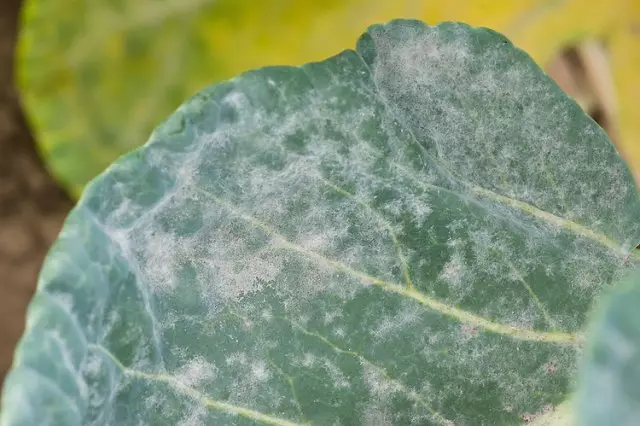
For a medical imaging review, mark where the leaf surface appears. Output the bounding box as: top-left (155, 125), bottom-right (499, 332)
top-left (17, 0), bottom-right (640, 196)
top-left (576, 267), bottom-right (640, 426)
top-left (4, 20), bottom-right (640, 425)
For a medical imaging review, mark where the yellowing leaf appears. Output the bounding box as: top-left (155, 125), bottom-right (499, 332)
top-left (17, 0), bottom-right (640, 196)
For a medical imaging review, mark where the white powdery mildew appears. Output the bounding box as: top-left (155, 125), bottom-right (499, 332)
top-left (236, 152), bottom-right (401, 300)
top-left (332, 327), bottom-right (347, 339)
top-left (176, 404), bottom-right (207, 426)
top-left (369, 26), bottom-right (472, 159)
top-left (363, 363), bottom-right (400, 399)
top-left (497, 352), bottom-right (576, 418)
top-left (360, 363), bottom-right (446, 423)
top-left (222, 91), bottom-right (250, 111)
top-left (467, 223), bottom-right (555, 327)
top-left (404, 195), bottom-right (433, 227)
top-left (320, 357), bottom-right (350, 390)
top-left (371, 302), bottom-right (420, 340)
top-left (82, 352), bottom-right (103, 378)
top-left (439, 251), bottom-right (467, 292)
top-left (380, 199), bottom-right (404, 218)
top-left (217, 89), bottom-right (271, 134)
top-left (467, 228), bottom-right (508, 276)
top-left (363, 407), bottom-right (393, 426)
top-left (245, 160), bottom-right (306, 224)
top-left (294, 221), bottom-right (348, 259)
top-left (562, 240), bottom-right (623, 294)
top-left (412, 313), bottom-right (577, 422)
top-left (108, 59), bottom-right (442, 323)
top-left (571, 262), bottom-right (605, 291)
top-left (128, 202), bottom-right (286, 301)
top-left (177, 101), bottom-right (404, 303)
top-left (323, 310), bottom-right (343, 325)
top-left (174, 356), bottom-right (217, 388)
top-left (295, 230), bottom-right (333, 252)
top-left (377, 190), bottom-right (433, 230)
top-left (224, 354), bottom-right (286, 409)
top-left (260, 309), bottom-right (273, 322)
top-left (301, 352), bottom-right (316, 368)
top-left (367, 22), bottom-right (633, 243)
top-left (139, 230), bottom-right (195, 293)
top-left (142, 390), bottom-right (165, 415)
top-left (201, 236), bottom-right (284, 301)
top-left (225, 352), bottom-right (248, 367)
top-left (490, 294), bottom-right (537, 331)
top-left (72, 28), bottom-right (634, 425)
top-left (250, 360), bottom-right (271, 383)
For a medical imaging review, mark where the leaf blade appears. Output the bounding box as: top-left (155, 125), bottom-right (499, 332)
top-left (4, 20), bottom-right (639, 425)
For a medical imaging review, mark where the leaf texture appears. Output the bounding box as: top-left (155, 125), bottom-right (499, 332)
top-left (17, 0), bottom-right (640, 196)
top-left (3, 20), bottom-right (640, 425)
top-left (576, 268), bottom-right (640, 426)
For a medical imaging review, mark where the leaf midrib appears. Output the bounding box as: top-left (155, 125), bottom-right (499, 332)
top-left (88, 344), bottom-right (305, 426)
top-left (347, 48), bottom-right (637, 262)
top-left (194, 186), bottom-right (579, 344)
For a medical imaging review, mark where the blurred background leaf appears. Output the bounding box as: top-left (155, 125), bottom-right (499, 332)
top-left (17, 0), bottom-right (640, 197)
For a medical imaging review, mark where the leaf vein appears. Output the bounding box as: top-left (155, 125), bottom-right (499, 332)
top-left (195, 187), bottom-right (579, 344)
top-left (507, 261), bottom-right (556, 330)
top-left (284, 318), bottom-right (453, 425)
top-left (87, 344), bottom-right (305, 426)
top-left (319, 177), bottom-right (414, 289)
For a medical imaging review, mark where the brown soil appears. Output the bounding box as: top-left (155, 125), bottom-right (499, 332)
top-left (0, 0), bottom-right (73, 387)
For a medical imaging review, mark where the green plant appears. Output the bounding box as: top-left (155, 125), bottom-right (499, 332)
top-left (576, 267), bottom-right (640, 426)
top-left (2, 20), bottom-right (639, 425)
top-left (19, 0), bottom-right (640, 198)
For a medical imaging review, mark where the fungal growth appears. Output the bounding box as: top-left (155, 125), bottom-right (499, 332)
top-left (1, 20), bottom-right (639, 426)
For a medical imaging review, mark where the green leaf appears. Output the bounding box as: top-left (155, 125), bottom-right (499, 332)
top-left (17, 0), bottom-right (349, 197)
top-left (21, 0), bottom-right (640, 197)
top-left (576, 267), bottom-right (640, 425)
top-left (3, 20), bottom-right (639, 425)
